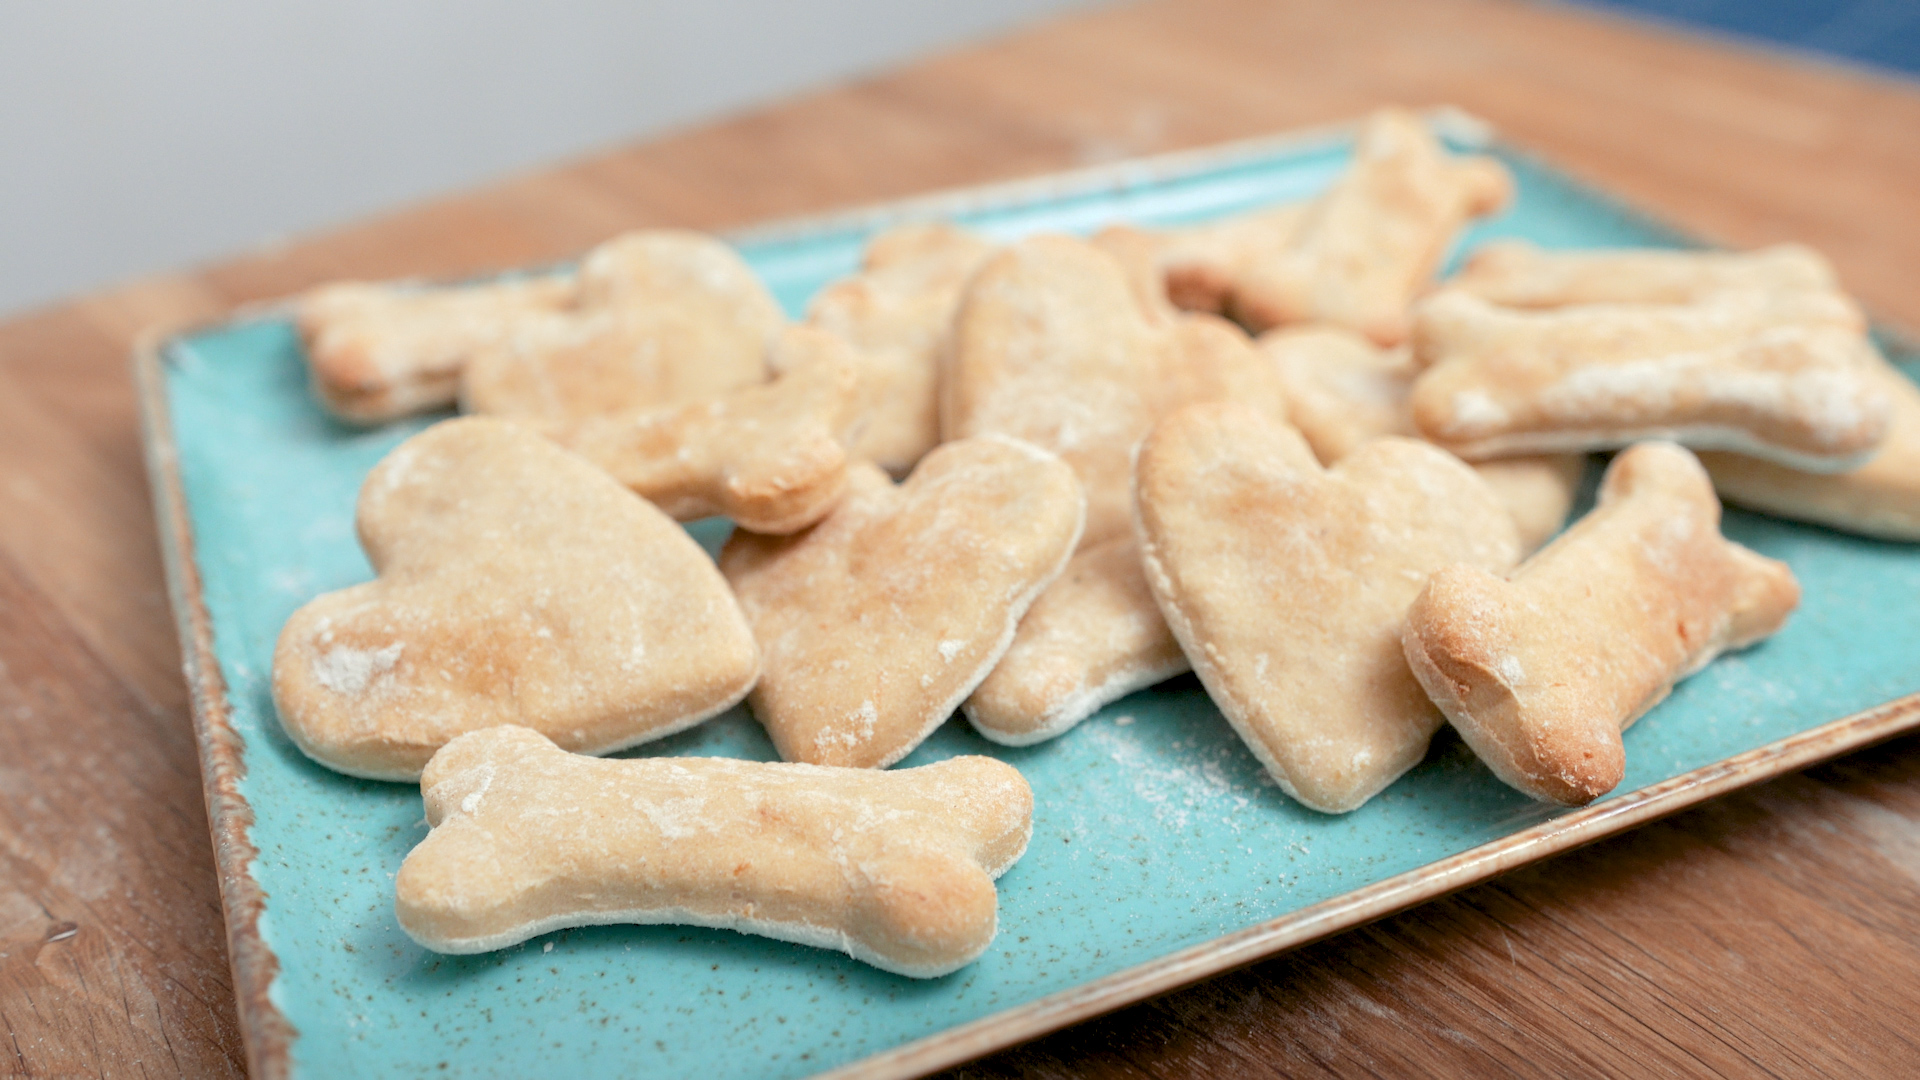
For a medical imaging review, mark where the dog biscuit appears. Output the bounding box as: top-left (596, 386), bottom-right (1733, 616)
top-left (941, 237), bottom-right (1283, 739)
top-left (721, 436), bottom-right (1084, 768)
top-left (963, 537), bottom-right (1188, 745)
top-left (1135, 402), bottom-right (1520, 813)
top-left (1093, 202), bottom-right (1309, 321)
top-left (943, 233), bottom-right (1285, 549)
top-left (1231, 107), bottom-right (1512, 344)
top-left (1450, 240), bottom-right (1851, 311)
top-left (1404, 442), bottom-right (1800, 805)
top-left (1701, 359), bottom-right (1920, 540)
top-left (1409, 289), bottom-right (1890, 469)
top-left (461, 230), bottom-right (783, 423)
top-left (396, 725), bottom-right (1033, 977)
top-left (272, 417), bottom-right (759, 780)
top-left (803, 223), bottom-right (998, 473)
top-left (548, 327), bottom-right (865, 534)
top-left (296, 276), bottom-right (574, 423)
top-left (1263, 326), bottom-right (1584, 552)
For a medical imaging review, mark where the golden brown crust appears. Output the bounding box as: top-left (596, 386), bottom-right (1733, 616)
top-left (1403, 442), bottom-right (1801, 806)
top-left (963, 537), bottom-right (1188, 745)
top-left (460, 230), bottom-right (784, 423)
top-left (1134, 403), bottom-right (1520, 813)
top-left (803, 224), bottom-right (998, 474)
top-left (1450, 240), bottom-right (1851, 312)
top-left (1262, 325), bottom-right (1584, 553)
top-left (1408, 289), bottom-right (1890, 468)
top-left (547, 327), bottom-right (864, 534)
top-left (296, 276), bottom-right (575, 423)
top-left (270, 417), bottom-right (760, 781)
top-left (1701, 359), bottom-right (1920, 540)
top-left (721, 437), bottom-right (1085, 768)
top-left (396, 726), bottom-right (1033, 977)
top-left (942, 234), bottom-right (1284, 550)
top-left (1230, 107), bottom-right (1512, 344)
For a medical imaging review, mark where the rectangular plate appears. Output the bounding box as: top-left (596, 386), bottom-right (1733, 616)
top-left (138, 114), bottom-right (1920, 1080)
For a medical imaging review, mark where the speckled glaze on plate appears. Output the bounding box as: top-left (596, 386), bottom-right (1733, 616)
top-left (137, 114), bottom-right (1920, 1080)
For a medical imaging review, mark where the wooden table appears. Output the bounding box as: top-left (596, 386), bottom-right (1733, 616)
top-left (5, 0), bottom-right (1919, 1074)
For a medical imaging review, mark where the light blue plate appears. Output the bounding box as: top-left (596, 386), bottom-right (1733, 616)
top-left (148, 120), bottom-right (1920, 1079)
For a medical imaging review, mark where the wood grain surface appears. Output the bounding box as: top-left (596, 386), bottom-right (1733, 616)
top-left (3, 0), bottom-right (1919, 1075)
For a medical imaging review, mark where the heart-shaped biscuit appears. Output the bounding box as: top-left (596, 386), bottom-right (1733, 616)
top-left (272, 417), bottom-right (760, 780)
top-left (721, 436), bottom-right (1084, 768)
top-left (460, 230), bottom-right (784, 423)
top-left (1135, 402), bottom-right (1520, 812)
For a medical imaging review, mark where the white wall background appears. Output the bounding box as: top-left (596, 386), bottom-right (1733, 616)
top-left (0, 0), bottom-right (1107, 317)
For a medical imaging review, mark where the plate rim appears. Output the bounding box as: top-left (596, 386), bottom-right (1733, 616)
top-left (131, 111), bottom-right (1920, 1080)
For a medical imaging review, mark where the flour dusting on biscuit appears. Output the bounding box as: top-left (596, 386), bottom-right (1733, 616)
top-left (1701, 359), bottom-right (1920, 540)
top-left (722, 436), bottom-right (1084, 768)
top-left (1404, 442), bottom-right (1800, 805)
top-left (1135, 402), bottom-right (1520, 813)
top-left (397, 726), bottom-right (1033, 977)
top-left (272, 417), bottom-right (759, 780)
top-left (1409, 289), bottom-right (1890, 469)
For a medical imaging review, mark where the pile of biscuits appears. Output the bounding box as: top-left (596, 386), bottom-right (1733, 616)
top-left (272, 107), bottom-right (1912, 976)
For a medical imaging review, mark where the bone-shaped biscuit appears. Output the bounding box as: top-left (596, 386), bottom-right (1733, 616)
top-left (272, 417), bottom-right (759, 780)
top-left (547, 326), bottom-right (865, 534)
top-left (802, 224), bottom-right (998, 474)
top-left (939, 238), bottom-right (1284, 739)
top-left (460, 230), bottom-right (784, 423)
top-left (1135, 403), bottom-right (1521, 812)
top-left (395, 725), bottom-right (1034, 977)
top-left (942, 233), bottom-right (1286, 549)
top-left (1409, 289), bottom-right (1890, 469)
top-left (963, 536), bottom-right (1189, 745)
top-left (1093, 203), bottom-right (1309, 322)
top-left (1229, 107), bottom-right (1512, 344)
top-left (721, 436), bottom-right (1084, 768)
top-left (1263, 325), bottom-right (1584, 553)
top-left (1449, 240), bottom-right (1853, 312)
top-left (1403, 442), bottom-right (1800, 805)
top-left (1701, 359), bottom-right (1920, 540)
top-left (296, 275), bottom-right (575, 423)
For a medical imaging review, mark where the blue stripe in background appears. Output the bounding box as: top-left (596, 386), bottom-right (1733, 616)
top-left (1567, 0), bottom-right (1920, 77)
